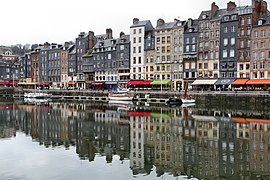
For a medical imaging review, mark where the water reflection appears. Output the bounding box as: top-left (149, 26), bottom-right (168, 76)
top-left (0, 100), bottom-right (270, 179)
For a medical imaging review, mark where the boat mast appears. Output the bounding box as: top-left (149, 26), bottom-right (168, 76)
top-left (183, 81), bottom-right (188, 99)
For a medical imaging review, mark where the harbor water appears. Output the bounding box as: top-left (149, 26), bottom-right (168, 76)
top-left (0, 99), bottom-right (270, 180)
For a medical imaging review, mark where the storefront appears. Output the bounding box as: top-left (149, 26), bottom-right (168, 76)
top-left (231, 78), bottom-right (249, 90)
top-left (150, 80), bottom-right (172, 91)
top-left (191, 79), bottom-right (217, 91)
top-left (245, 79), bottom-right (270, 91)
top-left (128, 80), bottom-right (152, 90)
top-left (214, 78), bottom-right (235, 91)
top-left (105, 81), bottom-right (118, 91)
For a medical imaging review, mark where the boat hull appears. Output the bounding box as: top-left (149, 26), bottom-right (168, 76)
top-left (108, 96), bottom-right (133, 101)
top-left (181, 99), bottom-right (196, 104)
top-left (166, 98), bottom-right (183, 105)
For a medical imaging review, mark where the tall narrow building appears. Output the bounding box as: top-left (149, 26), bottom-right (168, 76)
top-left (130, 18), bottom-right (154, 80)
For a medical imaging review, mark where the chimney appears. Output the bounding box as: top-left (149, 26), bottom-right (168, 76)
top-left (188, 18), bottom-right (193, 27)
top-left (120, 32), bottom-right (125, 38)
top-left (227, 1), bottom-right (236, 11)
top-left (261, 1), bottom-right (268, 15)
top-left (211, 2), bottom-right (219, 17)
top-left (106, 28), bottom-right (113, 39)
top-left (44, 42), bottom-right (50, 48)
top-left (133, 18), bottom-right (139, 24)
top-left (157, 18), bottom-right (165, 26)
top-left (88, 31), bottom-right (95, 49)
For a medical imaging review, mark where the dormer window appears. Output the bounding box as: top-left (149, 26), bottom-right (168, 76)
top-left (202, 14), bottom-right (207, 19)
top-left (258, 20), bottom-right (263, 26)
top-left (189, 28), bottom-right (193, 32)
top-left (224, 16), bottom-right (229, 21)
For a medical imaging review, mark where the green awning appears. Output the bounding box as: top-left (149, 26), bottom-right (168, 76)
top-left (150, 112), bottom-right (172, 120)
top-left (151, 80), bottom-right (172, 85)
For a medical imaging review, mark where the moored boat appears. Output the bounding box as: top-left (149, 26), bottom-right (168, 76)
top-left (166, 98), bottom-right (183, 106)
top-left (108, 89), bottom-right (133, 101)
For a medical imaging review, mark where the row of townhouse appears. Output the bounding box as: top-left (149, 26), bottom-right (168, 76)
top-left (2, 0), bottom-right (269, 91)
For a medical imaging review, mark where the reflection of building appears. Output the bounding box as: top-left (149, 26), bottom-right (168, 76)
top-left (193, 115), bottom-right (219, 179)
top-left (130, 110), bottom-right (145, 174)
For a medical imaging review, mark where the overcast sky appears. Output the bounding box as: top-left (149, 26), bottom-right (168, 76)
top-left (1, 0), bottom-right (264, 46)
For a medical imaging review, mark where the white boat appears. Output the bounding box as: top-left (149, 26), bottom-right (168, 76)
top-left (24, 97), bottom-right (50, 104)
top-left (108, 89), bottom-right (133, 101)
top-left (24, 92), bottom-right (51, 99)
top-left (181, 99), bottom-right (196, 104)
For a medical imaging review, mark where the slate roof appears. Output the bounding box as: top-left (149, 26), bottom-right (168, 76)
top-left (130, 20), bottom-right (154, 32)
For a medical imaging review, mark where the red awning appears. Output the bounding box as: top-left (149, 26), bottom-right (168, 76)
top-left (233, 117), bottom-right (270, 124)
top-left (92, 82), bottom-right (104, 85)
top-left (128, 111), bottom-right (151, 116)
top-left (68, 82), bottom-right (76, 85)
top-left (232, 79), bottom-right (249, 85)
top-left (246, 79), bottom-right (270, 85)
top-left (0, 81), bottom-right (17, 85)
top-left (128, 80), bottom-right (152, 85)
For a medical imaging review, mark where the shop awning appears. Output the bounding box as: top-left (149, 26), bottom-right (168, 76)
top-left (191, 79), bottom-right (217, 85)
top-left (68, 82), bottom-right (76, 85)
top-left (17, 82), bottom-right (36, 85)
top-left (215, 78), bottom-right (235, 85)
top-left (128, 80), bottom-right (152, 85)
top-left (105, 81), bottom-right (118, 85)
top-left (246, 79), bottom-right (270, 85)
top-left (38, 82), bottom-right (52, 86)
top-left (128, 111), bottom-right (151, 116)
top-left (233, 117), bottom-right (270, 124)
top-left (92, 82), bottom-right (104, 85)
top-left (150, 112), bottom-right (172, 120)
top-left (0, 81), bottom-right (17, 85)
top-left (232, 78), bottom-right (249, 85)
top-left (151, 80), bottom-right (172, 85)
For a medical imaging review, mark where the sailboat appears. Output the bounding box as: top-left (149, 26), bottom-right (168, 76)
top-left (181, 82), bottom-right (195, 104)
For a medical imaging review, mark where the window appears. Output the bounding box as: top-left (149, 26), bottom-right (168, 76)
top-left (247, 28), bottom-right (251, 36)
top-left (199, 63), bottom-right (202, 69)
top-left (241, 29), bottom-right (245, 36)
top-left (138, 46), bottom-right (141, 53)
top-left (224, 27), bottom-right (228, 33)
top-left (138, 57), bottom-right (142, 64)
top-left (260, 62), bottom-right (265, 69)
top-left (231, 26), bottom-right (236, 32)
top-left (191, 62), bottom-right (196, 69)
top-left (204, 63), bottom-right (208, 69)
top-left (185, 63), bottom-right (189, 70)
top-left (139, 29), bottom-right (142, 33)
top-left (261, 52), bottom-right (265, 59)
top-left (253, 52), bottom-right (258, 60)
top-left (192, 45), bottom-right (196, 51)
top-left (224, 38), bottom-right (228, 46)
top-left (138, 37), bottom-right (142, 43)
top-left (240, 40), bottom-right (244, 48)
top-left (253, 62), bottom-right (257, 69)
top-left (247, 17), bottom-right (251, 24)
top-left (157, 37), bottom-right (160, 43)
top-left (254, 31), bottom-right (258, 38)
top-left (230, 50), bottom-right (235, 57)
top-left (133, 47), bottom-right (136, 53)
top-left (120, 45), bottom-right (124, 50)
top-left (133, 29), bottom-right (136, 34)
top-left (133, 38), bottom-right (136, 43)
top-left (258, 20), bottom-right (263, 26)
top-left (186, 46), bottom-right (190, 52)
top-left (231, 38), bottom-right (235, 46)
top-left (108, 54), bottom-right (111, 59)
top-left (241, 18), bottom-right (245, 25)
top-left (223, 50), bottom-right (227, 58)
top-left (261, 30), bottom-right (266, 37)
top-left (214, 63), bottom-right (218, 70)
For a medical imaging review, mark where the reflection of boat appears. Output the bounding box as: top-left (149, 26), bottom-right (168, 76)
top-left (181, 103), bottom-right (196, 107)
top-left (108, 100), bottom-right (133, 105)
top-left (24, 98), bottom-right (50, 104)
top-left (108, 89), bottom-right (133, 101)
top-left (24, 92), bottom-right (51, 99)
top-left (166, 98), bottom-right (182, 106)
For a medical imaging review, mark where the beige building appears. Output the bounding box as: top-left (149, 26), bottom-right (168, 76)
top-left (251, 14), bottom-right (270, 79)
top-left (155, 18), bottom-right (186, 90)
top-left (198, 2), bottom-right (222, 79)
